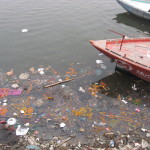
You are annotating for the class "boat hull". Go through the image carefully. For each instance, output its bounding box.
[116,0,150,20]
[90,39,150,83]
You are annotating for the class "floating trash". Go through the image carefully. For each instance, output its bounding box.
[16,125,29,136]
[96,60,103,64]
[61,85,65,88]
[3,99,7,103]
[22,29,29,33]
[19,73,29,80]
[7,118,16,125]
[0,88,22,96]
[132,84,137,90]
[60,122,66,128]
[135,108,141,112]
[3,103,7,106]
[109,140,115,148]
[58,79,62,82]
[79,87,85,93]
[11,84,19,89]
[122,99,128,104]
[38,68,44,75]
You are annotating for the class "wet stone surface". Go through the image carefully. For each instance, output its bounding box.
[0,62,149,149]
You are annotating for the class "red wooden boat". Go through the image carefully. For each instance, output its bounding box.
[90,31,150,83]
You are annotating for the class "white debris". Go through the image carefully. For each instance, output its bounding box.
[3,99,7,103]
[141,128,147,132]
[142,139,150,148]
[22,29,29,33]
[24,123,30,126]
[60,122,66,128]
[61,85,65,88]
[13,113,18,116]
[3,103,7,106]
[96,60,103,64]
[20,110,25,114]
[99,122,106,126]
[7,118,17,125]
[132,84,137,90]
[19,73,29,80]
[121,99,128,104]
[38,68,44,75]
[58,79,62,82]
[39,71,44,75]
[134,143,141,148]
[78,141,81,147]
[146,133,150,138]
[79,87,85,93]
[11,84,19,89]
[16,125,29,136]
[38,68,44,72]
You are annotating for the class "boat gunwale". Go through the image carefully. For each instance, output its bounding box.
[91,39,150,71]
[117,0,150,14]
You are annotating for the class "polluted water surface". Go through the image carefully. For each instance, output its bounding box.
[0,61,149,150]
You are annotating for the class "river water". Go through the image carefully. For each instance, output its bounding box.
[0,0,150,71]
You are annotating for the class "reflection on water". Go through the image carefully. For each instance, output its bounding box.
[95,67,150,102]
[113,12,150,34]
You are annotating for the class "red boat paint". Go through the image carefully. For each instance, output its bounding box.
[90,37,150,83]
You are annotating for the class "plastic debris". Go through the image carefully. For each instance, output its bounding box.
[19,73,29,80]
[135,108,140,112]
[61,85,65,88]
[16,125,29,136]
[3,103,7,106]
[98,122,106,126]
[79,87,85,92]
[141,128,147,132]
[142,139,150,148]
[121,99,128,104]
[96,60,103,64]
[132,84,137,90]
[20,110,25,114]
[38,68,44,75]
[13,113,18,116]
[7,118,16,125]
[22,29,29,33]
[3,99,7,103]
[11,84,19,89]
[0,89,22,96]
[60,122,66,128]
[146,133,150,138]
[109,140,115,147]
[24,123,29,127]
